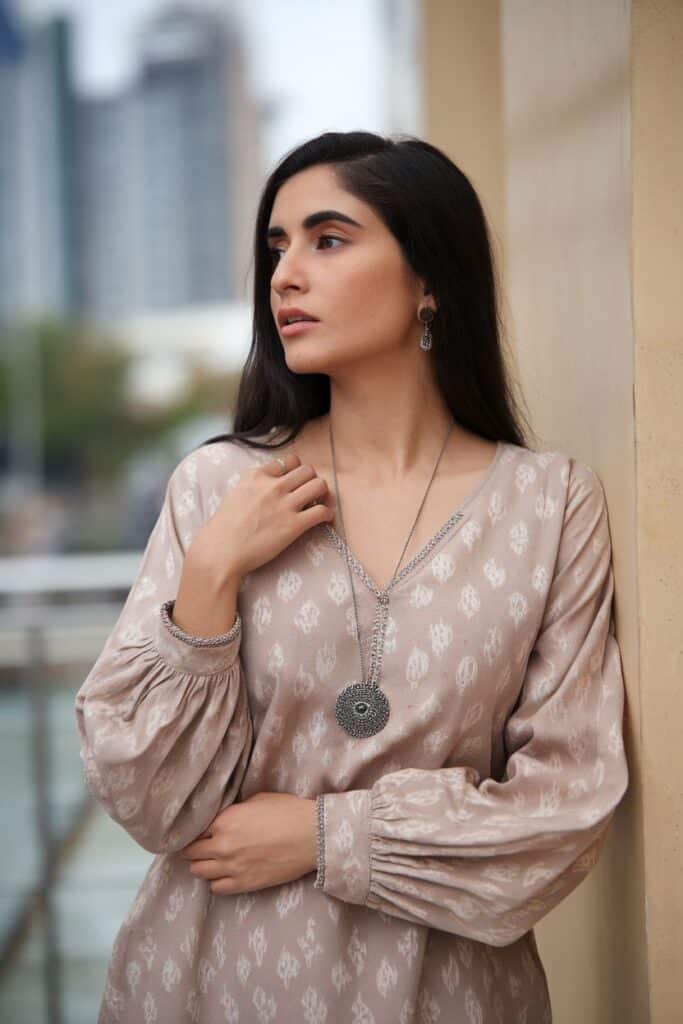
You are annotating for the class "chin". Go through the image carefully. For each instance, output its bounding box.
[282,345,334,375]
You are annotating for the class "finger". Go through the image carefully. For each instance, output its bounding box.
[188,859,229,881]
[289,477,331,512]
[260,451,300,477]
[298,502,336,525]
[178,825,213,857]
[210,877,239,895]
[275,463,318,490]
[179,838,216,861]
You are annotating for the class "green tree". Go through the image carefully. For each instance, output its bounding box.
[0,317,241,486]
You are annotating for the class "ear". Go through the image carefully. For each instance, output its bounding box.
[420,284,438,313]
[416,275,437,308]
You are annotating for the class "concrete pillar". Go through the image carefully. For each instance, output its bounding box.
[421,1,682,1019]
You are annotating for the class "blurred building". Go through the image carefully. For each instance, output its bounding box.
[74,88,143,316]
[140,6,235,309]
[0,2,261,323]
[0,6,75,320]
[76,4,244,316]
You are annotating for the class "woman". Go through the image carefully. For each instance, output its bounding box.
[76,131,629,1023]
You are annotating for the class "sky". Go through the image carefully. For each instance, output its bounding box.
[18,0,396,166]
[12,0,421,394]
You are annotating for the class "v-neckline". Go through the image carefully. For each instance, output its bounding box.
[322,440,506,597]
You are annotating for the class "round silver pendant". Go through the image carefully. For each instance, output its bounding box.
[335,682,390,738]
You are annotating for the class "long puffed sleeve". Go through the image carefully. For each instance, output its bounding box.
[315,459,629,947]
[75,451,253,854]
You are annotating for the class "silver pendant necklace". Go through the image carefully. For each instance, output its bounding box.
[330,419,455,738]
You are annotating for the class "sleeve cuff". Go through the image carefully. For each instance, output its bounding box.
[152,601,242,675]
[314,789,372,905]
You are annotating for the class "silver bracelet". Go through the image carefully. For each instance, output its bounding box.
[160,599,241,647]
[313,794,326,889]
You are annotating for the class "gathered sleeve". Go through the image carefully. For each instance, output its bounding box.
[315,459,629,947]
[74,452,254,855]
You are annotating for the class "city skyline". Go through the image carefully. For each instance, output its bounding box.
[1,6,257,320]
[18,0,395,168]
[2,0,422,398]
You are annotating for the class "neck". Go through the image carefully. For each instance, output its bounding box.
[321,357,459,481]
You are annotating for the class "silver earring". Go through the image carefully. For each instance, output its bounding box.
[419,307,434,351]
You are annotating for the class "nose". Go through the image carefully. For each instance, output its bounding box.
[270,246,307,295]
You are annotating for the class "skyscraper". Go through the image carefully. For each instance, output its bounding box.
[0,8,75,320]
[138,4,235,309]
[75,4,242,318]
[2,3,260,322]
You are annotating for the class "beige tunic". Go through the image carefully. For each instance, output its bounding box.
[75,436,629,1023]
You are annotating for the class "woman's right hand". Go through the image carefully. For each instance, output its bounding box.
[187,450,336,585]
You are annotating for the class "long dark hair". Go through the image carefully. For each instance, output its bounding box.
[201,130,537,453]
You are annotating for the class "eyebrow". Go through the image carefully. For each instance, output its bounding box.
[266,209,364,241]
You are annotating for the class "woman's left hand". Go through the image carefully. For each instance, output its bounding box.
[178,792,318,895]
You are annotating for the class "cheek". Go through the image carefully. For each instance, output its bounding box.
[331,254,411,325]
[350,250,398,293]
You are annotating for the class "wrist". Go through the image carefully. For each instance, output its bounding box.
[174,554,242,639]
[185,549,242,594]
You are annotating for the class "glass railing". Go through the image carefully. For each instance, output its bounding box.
[0,553,154,1024]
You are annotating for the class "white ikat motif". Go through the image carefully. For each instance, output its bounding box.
[74,438,627,1024]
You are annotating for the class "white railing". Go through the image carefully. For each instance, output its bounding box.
[0,552,140,1021]
[0,551,142,668]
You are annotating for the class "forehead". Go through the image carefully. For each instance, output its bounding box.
[268,165,374,228]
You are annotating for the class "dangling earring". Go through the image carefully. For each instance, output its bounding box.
[419,307,435,351]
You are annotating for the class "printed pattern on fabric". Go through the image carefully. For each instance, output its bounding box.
[75,437,628,1023]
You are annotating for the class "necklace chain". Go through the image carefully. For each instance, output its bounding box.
[329,419,455,685]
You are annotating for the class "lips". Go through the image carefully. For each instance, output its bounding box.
[277,307,319,328]
[280,320,319,337]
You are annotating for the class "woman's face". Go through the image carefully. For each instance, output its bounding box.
[267,164,432,375]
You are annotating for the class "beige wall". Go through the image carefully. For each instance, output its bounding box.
[422,1,682,1021]
[632,1,683,1019]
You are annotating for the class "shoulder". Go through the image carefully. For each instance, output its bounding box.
[502,441,606,502]
[165,434,282,516]
[498,442,610,552]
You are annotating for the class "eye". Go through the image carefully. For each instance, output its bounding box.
[317,234,344,251]
[269,234,345,264]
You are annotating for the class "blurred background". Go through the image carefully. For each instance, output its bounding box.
[0,0,420,1019]
[1,0,680,1022]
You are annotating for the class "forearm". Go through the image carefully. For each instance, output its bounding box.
[172,553,242,638]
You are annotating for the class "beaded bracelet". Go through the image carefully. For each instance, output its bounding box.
[160,599,241,647]
[313,794,326,889]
